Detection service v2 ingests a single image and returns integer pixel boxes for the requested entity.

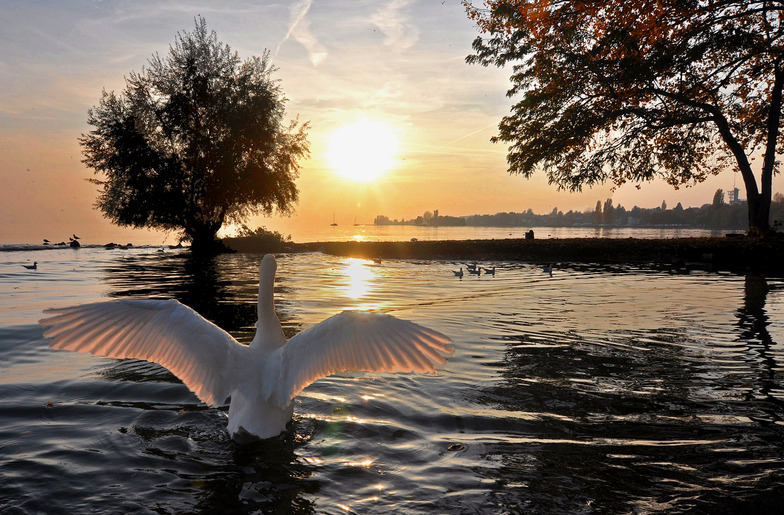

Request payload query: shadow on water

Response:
[471,271,784,514]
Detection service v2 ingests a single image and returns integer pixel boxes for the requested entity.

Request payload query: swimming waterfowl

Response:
[40,254,453,441]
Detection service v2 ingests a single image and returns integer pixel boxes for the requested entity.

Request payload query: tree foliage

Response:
[465,0,784,232]
[80,17,309,250]
[713,188,726,208]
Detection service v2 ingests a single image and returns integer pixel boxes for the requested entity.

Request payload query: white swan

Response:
[39,254,452,441]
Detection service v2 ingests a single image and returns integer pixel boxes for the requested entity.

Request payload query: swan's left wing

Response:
[266,311,452,407]
[40,299,242,406]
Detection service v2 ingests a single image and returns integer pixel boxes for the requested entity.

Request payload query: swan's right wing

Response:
[265,310,453,407]
[40,299,242,406]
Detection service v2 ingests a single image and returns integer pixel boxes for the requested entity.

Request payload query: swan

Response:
[482,266,495,276]
[39,254,453,441]
[452,267,463,278]
[22,261,37,270]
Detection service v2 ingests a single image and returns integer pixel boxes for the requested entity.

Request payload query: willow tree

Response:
[81,17,309,251]
[466,0,784,233]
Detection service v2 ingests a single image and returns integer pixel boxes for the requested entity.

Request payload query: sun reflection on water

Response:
[343,258,379,310]
[345,459,374,468]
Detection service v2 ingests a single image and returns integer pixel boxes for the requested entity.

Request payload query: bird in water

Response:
[452,267,463,278]
[40,254,452,441]
[22,262,37,270]
[542,264,553,277]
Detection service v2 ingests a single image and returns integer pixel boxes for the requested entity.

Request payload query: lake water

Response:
[276,224,740,243]
[1,246,783,513]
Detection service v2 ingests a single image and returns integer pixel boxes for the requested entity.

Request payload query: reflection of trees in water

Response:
[473,331,700,513]
[470,272,784,513]
[102,252,299,345]
[736,274,783,420]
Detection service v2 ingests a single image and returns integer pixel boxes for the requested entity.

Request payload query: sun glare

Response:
[327,121,399,182]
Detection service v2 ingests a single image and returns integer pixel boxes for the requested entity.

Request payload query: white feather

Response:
[39,254,453,440]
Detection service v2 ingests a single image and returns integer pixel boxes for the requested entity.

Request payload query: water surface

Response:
[1,248,783,513]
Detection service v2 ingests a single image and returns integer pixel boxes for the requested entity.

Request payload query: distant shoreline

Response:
[224,235,784,274]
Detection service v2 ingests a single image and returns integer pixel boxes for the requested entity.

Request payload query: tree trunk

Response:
[713,113,770,234]
[754,59,784,235]
[746,191,772,234]
[186,217,228,254]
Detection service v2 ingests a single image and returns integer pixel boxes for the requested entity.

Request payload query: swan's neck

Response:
[253,255,285,350]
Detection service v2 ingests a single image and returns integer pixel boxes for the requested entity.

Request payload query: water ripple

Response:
[2,250,784,513]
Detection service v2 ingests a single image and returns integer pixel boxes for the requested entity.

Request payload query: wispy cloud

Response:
[370,0,420,49]
[276,0,327,66]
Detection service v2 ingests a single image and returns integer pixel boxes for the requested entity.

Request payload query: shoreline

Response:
[224,235,784,274]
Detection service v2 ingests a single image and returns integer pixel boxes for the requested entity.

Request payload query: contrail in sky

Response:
[442,123,497,147]
[275,0,327,65]
[275,0,312,57]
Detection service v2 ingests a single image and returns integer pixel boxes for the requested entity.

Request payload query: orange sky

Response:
[1,1,780,245]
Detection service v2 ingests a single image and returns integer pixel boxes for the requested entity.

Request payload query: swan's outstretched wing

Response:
[40,299,241,406]
[267,311,452,407]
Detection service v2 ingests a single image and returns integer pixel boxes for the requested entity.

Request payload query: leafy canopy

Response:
[81,17,309,246]
[466,1,784,229]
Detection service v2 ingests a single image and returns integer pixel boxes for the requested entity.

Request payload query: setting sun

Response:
[327,120,399,182]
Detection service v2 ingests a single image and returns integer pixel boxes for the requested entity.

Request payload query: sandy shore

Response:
[223,235,784,274]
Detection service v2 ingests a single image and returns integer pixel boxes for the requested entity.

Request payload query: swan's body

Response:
[40,255,452,440]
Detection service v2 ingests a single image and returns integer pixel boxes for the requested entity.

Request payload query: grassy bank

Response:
[224,235,784,274]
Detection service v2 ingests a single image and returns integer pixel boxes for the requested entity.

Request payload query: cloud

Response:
[276,0,327,66]
[370,0,420,49]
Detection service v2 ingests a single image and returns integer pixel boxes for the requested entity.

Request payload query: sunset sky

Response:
[1,0,780,245]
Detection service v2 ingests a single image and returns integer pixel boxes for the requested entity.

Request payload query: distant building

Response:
[728,187,744,205]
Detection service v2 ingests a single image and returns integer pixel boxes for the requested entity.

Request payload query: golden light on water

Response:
[345,459,374,468]
[344,258,376,301]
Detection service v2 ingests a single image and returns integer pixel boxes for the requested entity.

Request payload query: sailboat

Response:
[353,216,360,227]
[330,213,338,226]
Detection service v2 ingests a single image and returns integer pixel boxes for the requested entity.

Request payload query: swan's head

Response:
[261,254,277,279]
